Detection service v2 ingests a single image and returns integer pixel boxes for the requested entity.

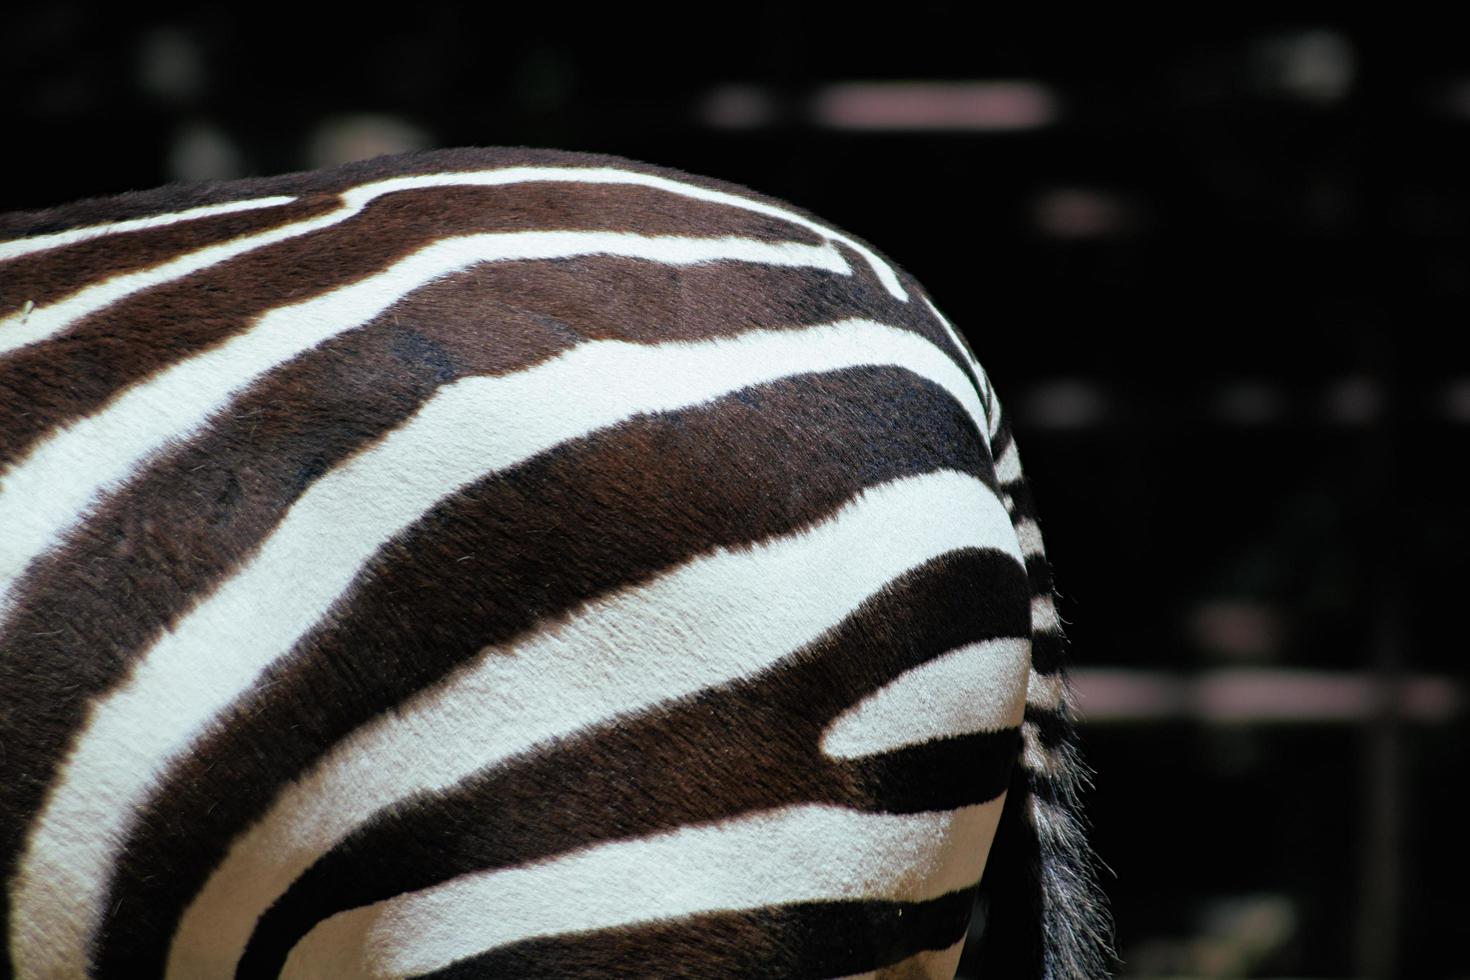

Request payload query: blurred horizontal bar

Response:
[1071,668,1461,723]
[697,85,779,129]
[810,81,1058,131]
[1013,376,1470,428]
[1031,187,1139,238]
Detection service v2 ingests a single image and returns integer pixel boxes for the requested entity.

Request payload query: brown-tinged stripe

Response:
[229,550,1024,979]
[410,887,978,980]
[0,196,336,311]
[81,365,993,976]
[0,179,829,469]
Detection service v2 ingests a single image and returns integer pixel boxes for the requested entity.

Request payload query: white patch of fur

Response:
[1020,721,1058,776]
[10,320,989,979]
[278,802,1003,979]
[1031,593,1061,634]
[0,230,852,615]
[819,637,1028,760]
[1013,517,1044,559]
[993,440,1022,484]
[1025,668,1066,712]
[920,297,992,416]
[0,199,346,357]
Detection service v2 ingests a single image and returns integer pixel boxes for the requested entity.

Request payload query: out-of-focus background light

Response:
[810,81,1058,131]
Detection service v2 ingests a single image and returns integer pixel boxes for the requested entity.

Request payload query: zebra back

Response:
[0,147,1109,978]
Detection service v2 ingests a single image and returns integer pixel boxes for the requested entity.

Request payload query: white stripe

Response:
[1014,516,1044,558]
[166,469,1014,979]
[820,637,1028,760]
[1028,794,1078,844]
[921,296,996,437]
[1032,593,1061,633]
[1020,720,1058,775]
[0,163,905,358]
[0,230,849,614]
[993,440,1022,484]
[919,297,978,378]
[11,320,989,979]
[278,802,1005,980]
[0,196,297,262]
[983,370,1002,442]
[1026,667,1067,711]
[0,199,337,355]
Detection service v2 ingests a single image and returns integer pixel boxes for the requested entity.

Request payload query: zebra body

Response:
[0,148,1107,978]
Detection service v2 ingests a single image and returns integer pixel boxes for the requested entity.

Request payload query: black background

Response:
[4,7,1466,977]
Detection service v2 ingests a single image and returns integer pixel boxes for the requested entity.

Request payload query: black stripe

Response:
[413,887,978,980]
[88,365,1000,975]
[0,196,337,309]
[897,268,994,427]
[1023,705,1075,752]
[989,414,1016,464]
[992,411,1070,674]
[1031,624,1067,675]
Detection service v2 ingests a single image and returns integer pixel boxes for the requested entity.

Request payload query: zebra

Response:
[0,147,1110,979]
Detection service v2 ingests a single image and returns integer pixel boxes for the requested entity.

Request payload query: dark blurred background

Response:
[4,7,1466,978]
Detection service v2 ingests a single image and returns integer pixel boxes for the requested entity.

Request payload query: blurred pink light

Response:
[1189,600,1283,660]
[698,85,778,129]
[1070,669,1184,718]
[811,82,1057,131]
[1033,188,1131,238]
[1071,669,1461,724]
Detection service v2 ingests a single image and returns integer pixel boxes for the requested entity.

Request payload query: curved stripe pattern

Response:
[162,473,1021,977]
[0,147,1108,979]
[0,162,905,357]
[281,805,998,979]
[14,320,991,973]
[0,233,852,609]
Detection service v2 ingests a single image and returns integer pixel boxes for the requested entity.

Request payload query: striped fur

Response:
[0,147,1109,978]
